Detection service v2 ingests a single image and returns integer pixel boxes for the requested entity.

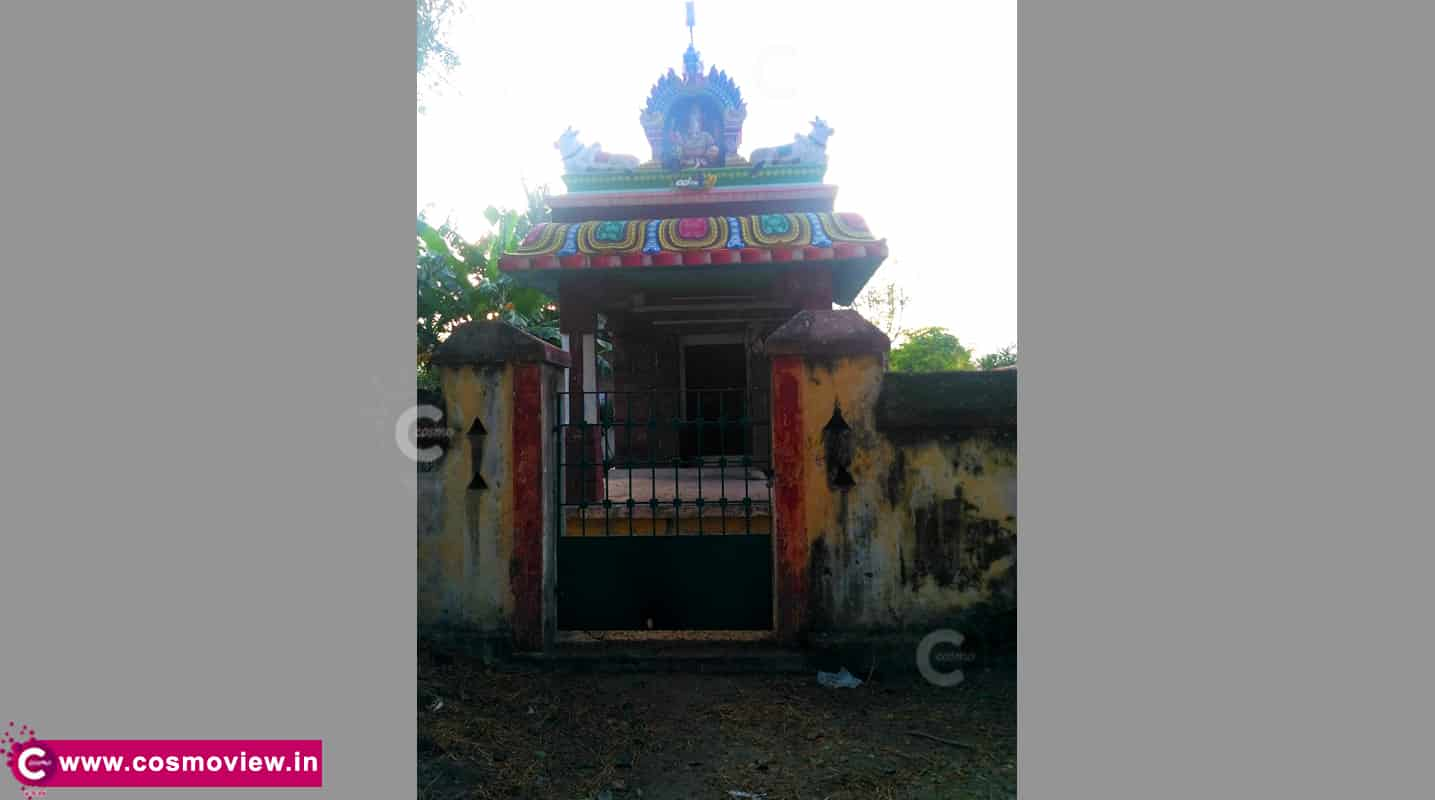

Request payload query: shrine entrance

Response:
[552,382,774,632]
[497,22,888,637]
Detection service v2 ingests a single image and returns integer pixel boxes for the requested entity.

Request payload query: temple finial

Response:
[681,1,702,79]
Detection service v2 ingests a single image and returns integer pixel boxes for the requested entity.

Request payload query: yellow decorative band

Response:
[510,223,568,255]
[820,212,876,242]
[741,213,810,247]
[577,220,644,253]
[657,217,728,251]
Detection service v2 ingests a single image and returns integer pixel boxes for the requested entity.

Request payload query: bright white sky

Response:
[417,0,1015,355]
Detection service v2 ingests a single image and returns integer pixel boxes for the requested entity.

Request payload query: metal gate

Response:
[554,388,773,630]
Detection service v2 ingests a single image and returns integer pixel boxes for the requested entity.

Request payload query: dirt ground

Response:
[418,645,1016,800]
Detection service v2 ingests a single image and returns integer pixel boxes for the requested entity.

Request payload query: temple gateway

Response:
[424,6,1015,652]
[494,23,888,632]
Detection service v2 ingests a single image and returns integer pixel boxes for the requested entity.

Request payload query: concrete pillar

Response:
[428,321,570,653]
[764,309,890,644]
[558,287,605,503]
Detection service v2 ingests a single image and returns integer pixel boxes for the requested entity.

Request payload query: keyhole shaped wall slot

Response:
[467,418,488,491]
[822,404,856,490]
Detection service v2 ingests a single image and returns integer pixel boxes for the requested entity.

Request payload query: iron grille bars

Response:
[553,388,771,538]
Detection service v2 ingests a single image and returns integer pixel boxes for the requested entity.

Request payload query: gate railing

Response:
[554,388,773,538]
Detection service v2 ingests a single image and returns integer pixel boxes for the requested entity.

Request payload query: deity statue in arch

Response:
[667,103,721,169]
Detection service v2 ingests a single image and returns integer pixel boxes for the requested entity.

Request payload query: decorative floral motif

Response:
[759,214,790,236]
[677,217,710,239]
[820,212,876,243]
[659,217,726,250]
[503,213,875,258]
[726,217,745,249]
[510,223,566,255]
[741,213,809,247]
[578,220,644,252]
[594,221,626,241]
[807,213,833,248]
[557,223,580,256]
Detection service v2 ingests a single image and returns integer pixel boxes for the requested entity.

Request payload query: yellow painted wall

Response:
[796,356,1017,631]
[417,364,517,630]
[417,354,1015,637]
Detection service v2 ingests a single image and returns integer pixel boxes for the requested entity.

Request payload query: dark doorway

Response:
[682,341,747,461]
[556,337,774,632]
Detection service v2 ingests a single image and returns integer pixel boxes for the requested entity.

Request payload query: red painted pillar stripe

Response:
[510,362,544,652]
[770,355,808,642]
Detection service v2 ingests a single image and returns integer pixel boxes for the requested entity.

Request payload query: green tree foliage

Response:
[978,345,1017,370]
[416,187,612,391]
[850,277,1013,373]
[417,0,462,106]
[417,189,558,389]
[889,327,974,373]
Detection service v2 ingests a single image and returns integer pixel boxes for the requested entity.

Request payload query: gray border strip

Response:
[0,3,415,798]
[1022,1,1433,796]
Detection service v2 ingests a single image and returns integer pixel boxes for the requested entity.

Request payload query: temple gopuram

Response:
[492,7,888,631]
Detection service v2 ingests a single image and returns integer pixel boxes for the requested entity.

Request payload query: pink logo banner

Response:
[7,739,322,790]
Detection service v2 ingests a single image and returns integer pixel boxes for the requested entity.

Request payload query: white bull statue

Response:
[555,127,641,173]
[748,118,834,170]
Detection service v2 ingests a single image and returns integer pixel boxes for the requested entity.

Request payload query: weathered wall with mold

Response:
[794,358,1017,633]
[417,319,1012,651]
[418,322,568,654]
[417,364,517,631]
[416,357,1015,639]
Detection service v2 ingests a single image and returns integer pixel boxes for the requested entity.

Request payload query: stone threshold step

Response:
[504,644,811,674]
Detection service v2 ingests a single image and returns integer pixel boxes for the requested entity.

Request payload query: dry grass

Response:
[418,644,1015,800]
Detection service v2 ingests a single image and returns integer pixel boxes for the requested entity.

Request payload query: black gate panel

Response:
[555,387,773,631]
[556,535,772,630]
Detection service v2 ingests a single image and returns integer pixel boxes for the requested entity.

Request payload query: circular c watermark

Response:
[396,404,445,463]
[917,628,972,687]
[751,43,801,104]
[11,741,57,786]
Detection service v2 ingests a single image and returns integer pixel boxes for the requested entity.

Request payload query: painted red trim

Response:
[770,355,808,643]
[510,362,544,652]
[503,243,887,273]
